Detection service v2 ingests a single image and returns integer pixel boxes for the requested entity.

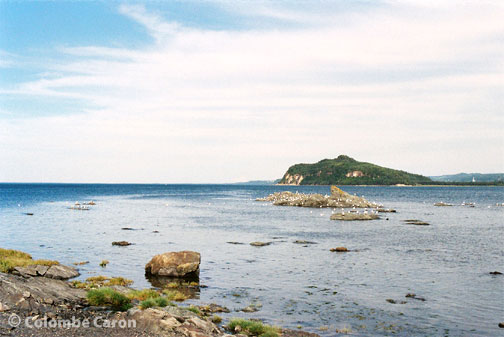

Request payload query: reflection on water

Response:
[0,184,503,336]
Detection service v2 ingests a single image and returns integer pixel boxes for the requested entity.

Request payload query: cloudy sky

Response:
[0,0,503,183]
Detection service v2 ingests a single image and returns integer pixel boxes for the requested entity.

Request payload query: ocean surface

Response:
[1,184,503,336]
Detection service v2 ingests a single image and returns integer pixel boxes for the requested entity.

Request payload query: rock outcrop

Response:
[127,307,223,336]
[257,186,377,208]
[145,251,200,278]
[12,264,79,280]
[0,272,86,313]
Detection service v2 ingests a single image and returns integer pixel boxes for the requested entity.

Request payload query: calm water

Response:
[1,184,503,336]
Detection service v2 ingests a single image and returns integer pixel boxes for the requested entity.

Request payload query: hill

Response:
[430,173,504,183]
[278,155,433,185]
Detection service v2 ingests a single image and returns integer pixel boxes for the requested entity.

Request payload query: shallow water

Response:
[1,184,503,336]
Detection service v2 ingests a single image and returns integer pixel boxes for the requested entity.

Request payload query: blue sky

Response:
[0,1,503,182]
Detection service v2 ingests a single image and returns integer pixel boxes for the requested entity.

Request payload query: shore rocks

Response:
[128,307,223,336]
[145,251,201,278]
[330,247,348,252]
[257,186,378,208]
[0,272,86,312]
[12,264,79,280]
[250,242,271,247]
[112,241,132,246]
[330,212,380,221]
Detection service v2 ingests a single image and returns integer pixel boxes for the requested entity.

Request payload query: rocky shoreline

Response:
[0,249,320,337]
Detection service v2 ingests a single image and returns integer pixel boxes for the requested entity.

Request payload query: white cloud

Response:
[0,1,503,182]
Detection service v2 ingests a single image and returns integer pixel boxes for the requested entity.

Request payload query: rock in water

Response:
[145,251,200,277]
[257,185,378,208]
[330,212,379,221]
[250,242,271,247]
[330,247,348,252]
[112,241,132,246]
[434,202,453,206]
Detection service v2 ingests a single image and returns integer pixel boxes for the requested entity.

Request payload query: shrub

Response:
[140,299,156,309]
[187,305,200,315]
[86,287,131,311]
[154,297,169,307]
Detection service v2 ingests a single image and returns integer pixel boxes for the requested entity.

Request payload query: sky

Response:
[0,0,503,183]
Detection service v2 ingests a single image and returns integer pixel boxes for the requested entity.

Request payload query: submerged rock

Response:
[377,208,397,213]
[406,293,426,301]
[403,219,430,226]
[330,212,379,221]
[330,247,349,252]
[293,240,317,245]
[489,271,502,275]
[112,241,132,246]
[257,186,378,208]
[250,241,271,247]
[145,251,201,278]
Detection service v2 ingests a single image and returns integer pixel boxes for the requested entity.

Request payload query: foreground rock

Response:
[0,272,85,313]
[330,212,379,221]
[257,186,378,208]
[12,264,79,280]
[0,272,226,337]
[145,251,200,278]
[128,307,223,336]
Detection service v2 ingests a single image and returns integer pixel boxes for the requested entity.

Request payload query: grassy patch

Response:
[0,248,59,273]
[211,315,222,324]
[163,289,189,302]
[187,305,200,315]
[127,289,160,301]
[86,287,132,311]
[227,319,280,337]
[139,296,171,309]
[71,276,133,290]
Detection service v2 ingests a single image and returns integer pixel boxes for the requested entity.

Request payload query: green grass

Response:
[0,248,59,273]
[139,296,171,309]
[187,305,200,314]
[227,318,280,337]
[163,289,189,302]
[86,287,132,311]
[127,289,160,301]
[71,276,133,290]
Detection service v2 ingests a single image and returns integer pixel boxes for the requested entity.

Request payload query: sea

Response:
[0,183,503,336]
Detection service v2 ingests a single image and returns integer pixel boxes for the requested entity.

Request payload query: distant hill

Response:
[278,155,433,185]
[430,173,504,183]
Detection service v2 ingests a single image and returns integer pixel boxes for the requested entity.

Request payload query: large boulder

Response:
[145,251,200,278]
